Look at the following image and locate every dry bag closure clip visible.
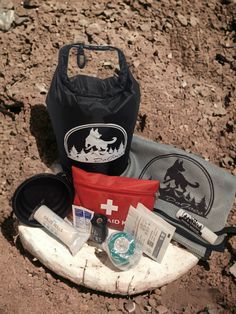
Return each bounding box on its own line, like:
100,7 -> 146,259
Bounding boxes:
77,45 -> 86,69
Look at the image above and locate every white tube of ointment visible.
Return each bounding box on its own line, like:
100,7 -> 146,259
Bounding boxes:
33,205 -> 90,256
176,209 -> 218,245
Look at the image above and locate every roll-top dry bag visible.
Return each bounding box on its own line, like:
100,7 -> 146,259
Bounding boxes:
46,43 -> 140,175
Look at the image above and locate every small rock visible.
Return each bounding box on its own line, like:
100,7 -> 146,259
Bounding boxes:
72,31 -> 86,43
221,155 -> 233,168
167,52 -> 172,59
176,67 -> 183,77
160,285 -> 167,294
103,61 -> 113,69
181,80 -> 187,88
111,21 -> 121,29
23,0 -> 40,8
229,234 -> 236,251
148,298 -> 157,308
21,54 -> 28,62
117,299 -> 124,310
81,293 -> 90,299
207,307 -> 220,314
107,303 -> 116,311
165,22 -> 173,30
154,288 -> 162,296
79,304 -> 89,312
134,295 -> 143,305
133,60 -> 140,68
14,14 -> 29,26
45,272 -> 52,281
127,32 -> 139,44
177,14 -> 188,26
213,103 -> 227,116
0,0 -> 13,10
86,23 -> 102,35
194,85 -> 210,97
190,15 -> 199,27
224,38 -> 234,48
74,35 -> 86,43
140,23 -> 151,32
0,9 -> 14,31
35,83 -> 48,94
156,305 -> 169,314
103,9 -> 113,18
124,301 -> 136,313
133,304 -> 143,314
106,2 -> 117,9
94,8 -> 104,16
79,19 -> 89,27
198,118 -> 207,126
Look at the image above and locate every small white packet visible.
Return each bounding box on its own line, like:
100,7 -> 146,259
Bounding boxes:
72,205 -> 93,233
124,203 -> 176,263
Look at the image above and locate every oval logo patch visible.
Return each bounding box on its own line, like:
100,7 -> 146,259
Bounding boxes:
139,154 -> 214,217
64,123 -> 127,163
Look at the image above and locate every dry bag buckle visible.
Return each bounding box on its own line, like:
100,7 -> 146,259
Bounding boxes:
77,46 -> 86,69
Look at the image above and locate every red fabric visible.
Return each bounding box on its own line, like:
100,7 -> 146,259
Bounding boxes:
72,166 -> 159,230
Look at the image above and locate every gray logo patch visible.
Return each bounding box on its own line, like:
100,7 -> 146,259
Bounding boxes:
139,154 -> 214,217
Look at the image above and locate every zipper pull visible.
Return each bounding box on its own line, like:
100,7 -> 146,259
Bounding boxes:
77,45 -> 86,69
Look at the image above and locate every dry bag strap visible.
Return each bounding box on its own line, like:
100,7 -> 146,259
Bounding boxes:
58,43 -> 128,92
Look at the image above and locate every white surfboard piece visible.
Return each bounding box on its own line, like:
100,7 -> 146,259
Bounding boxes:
18,224 -> 198,295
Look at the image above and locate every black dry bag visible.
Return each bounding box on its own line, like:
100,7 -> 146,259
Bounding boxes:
46,43 -> 140,176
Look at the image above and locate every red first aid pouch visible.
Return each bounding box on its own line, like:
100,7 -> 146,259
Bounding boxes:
72,166 -> 159,230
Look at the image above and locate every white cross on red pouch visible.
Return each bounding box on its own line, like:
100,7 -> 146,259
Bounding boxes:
100,199 -> 118,215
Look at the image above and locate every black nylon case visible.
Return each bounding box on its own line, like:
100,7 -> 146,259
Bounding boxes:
46,44 -> 140,175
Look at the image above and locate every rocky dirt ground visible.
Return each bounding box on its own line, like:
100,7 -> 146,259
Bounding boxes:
0,0 -> 236,313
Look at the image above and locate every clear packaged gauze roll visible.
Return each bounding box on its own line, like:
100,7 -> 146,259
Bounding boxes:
32,205 -> 90,256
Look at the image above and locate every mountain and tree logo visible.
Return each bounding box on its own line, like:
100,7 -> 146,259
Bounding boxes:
64,123 -> 127,163
139,154 -> 214,217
